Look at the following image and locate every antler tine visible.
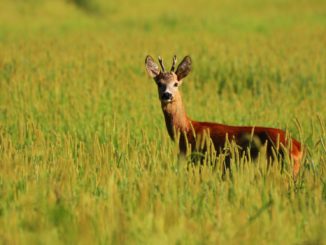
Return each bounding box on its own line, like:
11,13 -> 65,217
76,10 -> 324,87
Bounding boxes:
170,55 -> 177,72
158,56 -> 165,72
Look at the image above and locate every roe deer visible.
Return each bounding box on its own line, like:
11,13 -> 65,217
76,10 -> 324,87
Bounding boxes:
145,55 -> 303,179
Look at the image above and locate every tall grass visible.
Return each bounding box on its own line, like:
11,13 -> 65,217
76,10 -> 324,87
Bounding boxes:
0,0 -> 325,244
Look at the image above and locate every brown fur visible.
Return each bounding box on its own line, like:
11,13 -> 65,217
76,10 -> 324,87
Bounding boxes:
162,93 -> 302,178
146,55 -> 303,178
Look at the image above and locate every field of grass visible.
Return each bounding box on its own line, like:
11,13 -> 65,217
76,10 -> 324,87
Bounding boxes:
0,0 -> 325,244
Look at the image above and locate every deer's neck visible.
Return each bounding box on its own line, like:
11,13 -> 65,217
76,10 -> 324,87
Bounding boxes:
161,92 -> 190,140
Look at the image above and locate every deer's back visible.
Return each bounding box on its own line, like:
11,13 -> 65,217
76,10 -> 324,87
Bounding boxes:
181,120 -> 302,159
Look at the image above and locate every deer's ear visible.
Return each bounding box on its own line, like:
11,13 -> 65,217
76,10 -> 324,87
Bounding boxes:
175,56 -> 192,81
145,55 -> 160,78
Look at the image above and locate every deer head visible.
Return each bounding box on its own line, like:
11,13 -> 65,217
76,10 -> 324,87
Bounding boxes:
145,55 -> 192,104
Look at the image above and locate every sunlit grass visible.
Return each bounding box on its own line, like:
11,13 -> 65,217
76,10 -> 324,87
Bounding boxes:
0,0 -> 325,244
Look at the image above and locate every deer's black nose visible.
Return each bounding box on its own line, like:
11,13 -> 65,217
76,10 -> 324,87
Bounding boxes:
162,92 -> 172,101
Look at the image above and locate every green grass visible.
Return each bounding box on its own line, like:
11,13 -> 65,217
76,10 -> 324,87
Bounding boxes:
0,0 -> 325,244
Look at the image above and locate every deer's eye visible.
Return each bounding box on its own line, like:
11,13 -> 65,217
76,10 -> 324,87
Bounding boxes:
157,82 -> 164,88
174,83 -> 178,87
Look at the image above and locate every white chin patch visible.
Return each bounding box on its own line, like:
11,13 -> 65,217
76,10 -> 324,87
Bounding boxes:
161,99 -> 173,103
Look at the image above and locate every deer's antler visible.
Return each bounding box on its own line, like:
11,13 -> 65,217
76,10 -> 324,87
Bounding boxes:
158,56 -> 165,72
171,55 -> 177,72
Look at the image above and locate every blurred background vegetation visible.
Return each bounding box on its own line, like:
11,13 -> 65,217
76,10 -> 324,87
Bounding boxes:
1,0 -> 325,38
0,0 -> 325,244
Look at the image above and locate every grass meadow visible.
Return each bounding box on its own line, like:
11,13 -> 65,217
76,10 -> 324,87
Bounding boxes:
0,0 -> 325,244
